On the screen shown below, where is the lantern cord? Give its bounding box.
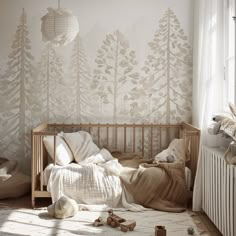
[58,0,60,9]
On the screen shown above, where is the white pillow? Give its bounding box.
[43,135,74,166]
[154,138,186,163]
[61,131,100,163]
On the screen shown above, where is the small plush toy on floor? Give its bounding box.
[187,226,195,235]
[47,196,78,219]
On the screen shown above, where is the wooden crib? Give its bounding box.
[31,122,200,208]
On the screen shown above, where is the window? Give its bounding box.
[224,0,235,108]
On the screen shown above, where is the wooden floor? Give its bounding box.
[191,211,223,236]
[0,194,222,236]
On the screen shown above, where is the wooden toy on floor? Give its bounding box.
[107,209,126,228]
[155,225,166,236]
[187,226,195,235]
[120,220,136,232]
[93,217,104,227]
[107,209,136,232]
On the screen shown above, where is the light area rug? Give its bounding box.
[0,207,202,236]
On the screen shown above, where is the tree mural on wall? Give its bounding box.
[38,44,70,122]
[142,8,192,123]
[0,8,35,163]
[93,30,139,123]
[70,35,94,122]
[126,86,149,123]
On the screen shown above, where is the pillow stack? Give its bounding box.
[43,131,100,166]
[61,131,99,163]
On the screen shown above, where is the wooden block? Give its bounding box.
[120,220,136,232]
[155,225,166,236]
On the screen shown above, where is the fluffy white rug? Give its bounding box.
[0,207,202,236]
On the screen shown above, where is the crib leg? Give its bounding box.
[31,196,35,208]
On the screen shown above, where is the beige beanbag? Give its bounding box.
[47,196,78,219]
[0,173,31,199]
[0,158,31,199]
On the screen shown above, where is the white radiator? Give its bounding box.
[201,146,236,236]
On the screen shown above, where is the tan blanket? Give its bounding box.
[118,157,190,212]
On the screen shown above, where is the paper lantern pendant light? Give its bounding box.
[41,0,79,47]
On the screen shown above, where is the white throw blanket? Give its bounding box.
[46,147,145,211]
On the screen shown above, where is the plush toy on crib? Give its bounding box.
[153,139,188,163]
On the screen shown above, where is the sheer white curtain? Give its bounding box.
[192,0,225,211]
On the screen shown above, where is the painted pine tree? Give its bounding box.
[127,87,149,123]
[142,8,192,123]
[0,9,35,164]
[70,35,94,123]
[93,30,139,123]
[38,44,69,122]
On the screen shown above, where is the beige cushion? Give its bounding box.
[43,134,74,166]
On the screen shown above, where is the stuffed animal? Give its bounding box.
[154,139,186,163]
[47,196,78,219]
[212,115,236,141]
[211,103,236,165]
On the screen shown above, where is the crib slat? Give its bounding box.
[142,126,144,157]
[160,127,162,151]
[88,125,91,134]
[53,136,56,165]
[124,126,126,153]
[40,136,44,191]
[97,126,100,147]
[133,126,135,153]
[106,126,109,148]
[115,126,118,149]
[167,127,170,147]
[150,126,153,159]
